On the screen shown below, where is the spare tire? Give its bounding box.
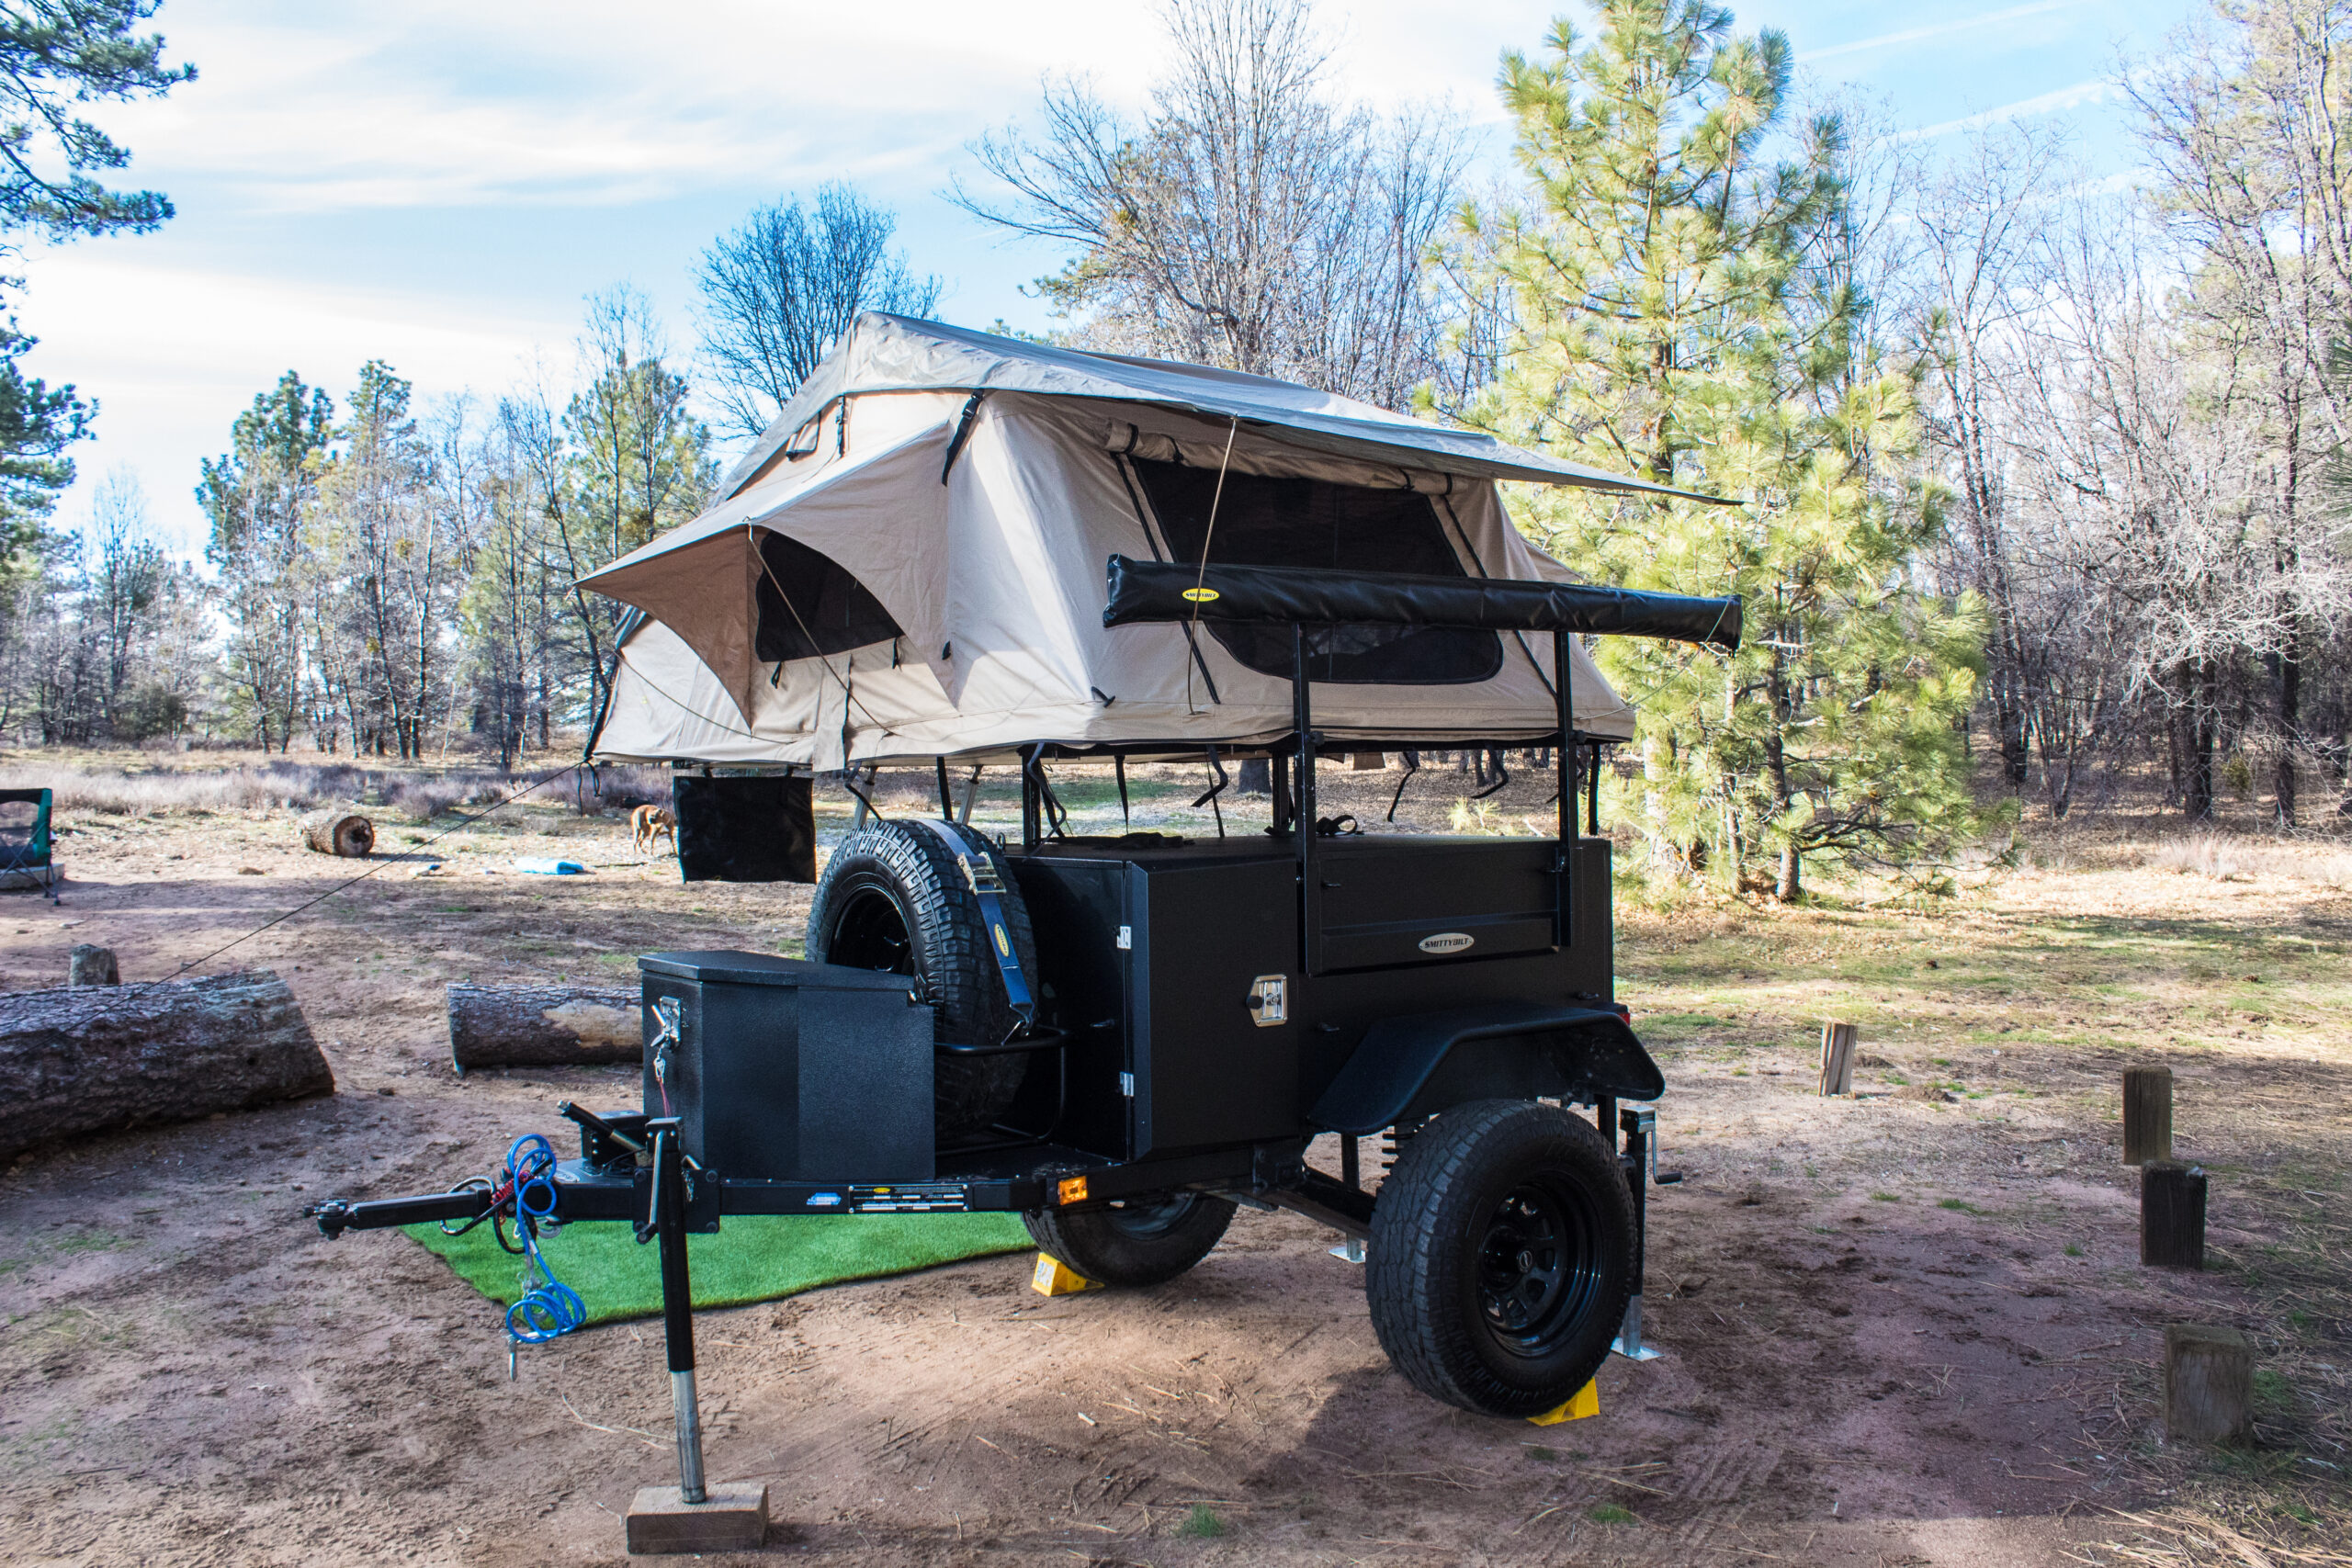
[806,821,1037,1136]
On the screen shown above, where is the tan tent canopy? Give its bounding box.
[582,315,1721,771]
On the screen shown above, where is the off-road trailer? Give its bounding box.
[312,555,1738,1519]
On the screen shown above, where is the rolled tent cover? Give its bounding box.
[1102,556,1743,649]
[582,315,1741,769]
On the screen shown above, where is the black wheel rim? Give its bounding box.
[829,884,915,976]
[1100,1192,1200,1239]
[1476,1176,1603,1359]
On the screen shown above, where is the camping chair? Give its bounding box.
[0,788,59,901]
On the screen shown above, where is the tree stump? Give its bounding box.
[66,944,118,987]
[2142,1159,2207,1268]
[2165,1325,2252,1444]
[1818,1021,1858,1096]
[0,970,334,1160]
[2123,1066,2174,1165]
[299,808,374,858]
[448,984,639,1072]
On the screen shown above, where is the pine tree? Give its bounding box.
[198,371,332,750]
[1453,0,1988,897]
[0,1,193,555]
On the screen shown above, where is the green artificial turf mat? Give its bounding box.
[404,1212,1033,1327]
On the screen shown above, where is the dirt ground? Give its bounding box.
[1,759,2346,1567]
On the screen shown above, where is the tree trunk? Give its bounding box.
[0,970,334,1160]
[448,983,640,1072]
[1996,694,2030,790]
[1236,759,1270,795]
[2186,660,2217,822]
[1775,841,1802,902]
[2275,622,2301,829]
[300,808,375,857]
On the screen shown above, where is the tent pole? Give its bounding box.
[1295,624,1319,977]
[935,757,953,820]
[1556,631,1575,951]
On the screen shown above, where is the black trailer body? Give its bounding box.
[1002,834,1621,1164]
[311,553,1735,1533]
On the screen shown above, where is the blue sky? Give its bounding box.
[16,0,2205,558]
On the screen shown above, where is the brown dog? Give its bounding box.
[631,804,676,855]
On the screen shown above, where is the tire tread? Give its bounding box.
[806,822,1036,1133]
[1366,1099,1634,1417]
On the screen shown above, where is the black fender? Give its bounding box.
[1308,1002,1664,1136]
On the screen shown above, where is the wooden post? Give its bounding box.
[66,944,118,987]
[1818,1021,1858,1096]
[2142,1160,2207,1268]
[2165,1325,2252,1444]
[2123,1066,2174,1165]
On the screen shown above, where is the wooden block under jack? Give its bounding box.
[627,1481,769,1555]
[1032,1253,1103,1296]
[1526,1379,1600,1426]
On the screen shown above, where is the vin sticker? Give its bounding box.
[849,1183,969,1213]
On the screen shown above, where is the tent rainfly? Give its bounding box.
[579,313,1728,772]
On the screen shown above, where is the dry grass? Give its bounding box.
[0,761,533,822]
[0,750,670,828]
[2072,1499,2352,1566]
[2141,834,2352,889]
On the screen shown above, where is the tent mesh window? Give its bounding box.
[1130,457,1503,684]
[755,531,904,663]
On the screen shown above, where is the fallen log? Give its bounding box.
[300,807,375,857]
[448,983,640,1073]
[0,969,334,1160]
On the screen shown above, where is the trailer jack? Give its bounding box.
[1612,1106,1681,1361]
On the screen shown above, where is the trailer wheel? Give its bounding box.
[1366,1100,1634,1418]
[1023,1191,1236,1287]
[807,822,1036,1136]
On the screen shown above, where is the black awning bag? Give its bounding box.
[1102,556,1741,649]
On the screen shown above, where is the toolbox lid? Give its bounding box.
[638,951,921,994]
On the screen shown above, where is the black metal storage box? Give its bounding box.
[639,952,934,1182]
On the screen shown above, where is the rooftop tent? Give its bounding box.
[579,313,1730,771]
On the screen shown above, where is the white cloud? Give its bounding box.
[113,2,1173,213]
[15,248,570,557]
[1901,77,2120,141]
[1796,1,2085,64]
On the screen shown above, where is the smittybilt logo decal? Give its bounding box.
[1418,932,1475,954]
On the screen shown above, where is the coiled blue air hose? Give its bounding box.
[502,1134,586,1343]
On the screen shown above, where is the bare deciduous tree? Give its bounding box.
[695,184,942,438]
[2128,0,2352,823]
[954,0,1468,411]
